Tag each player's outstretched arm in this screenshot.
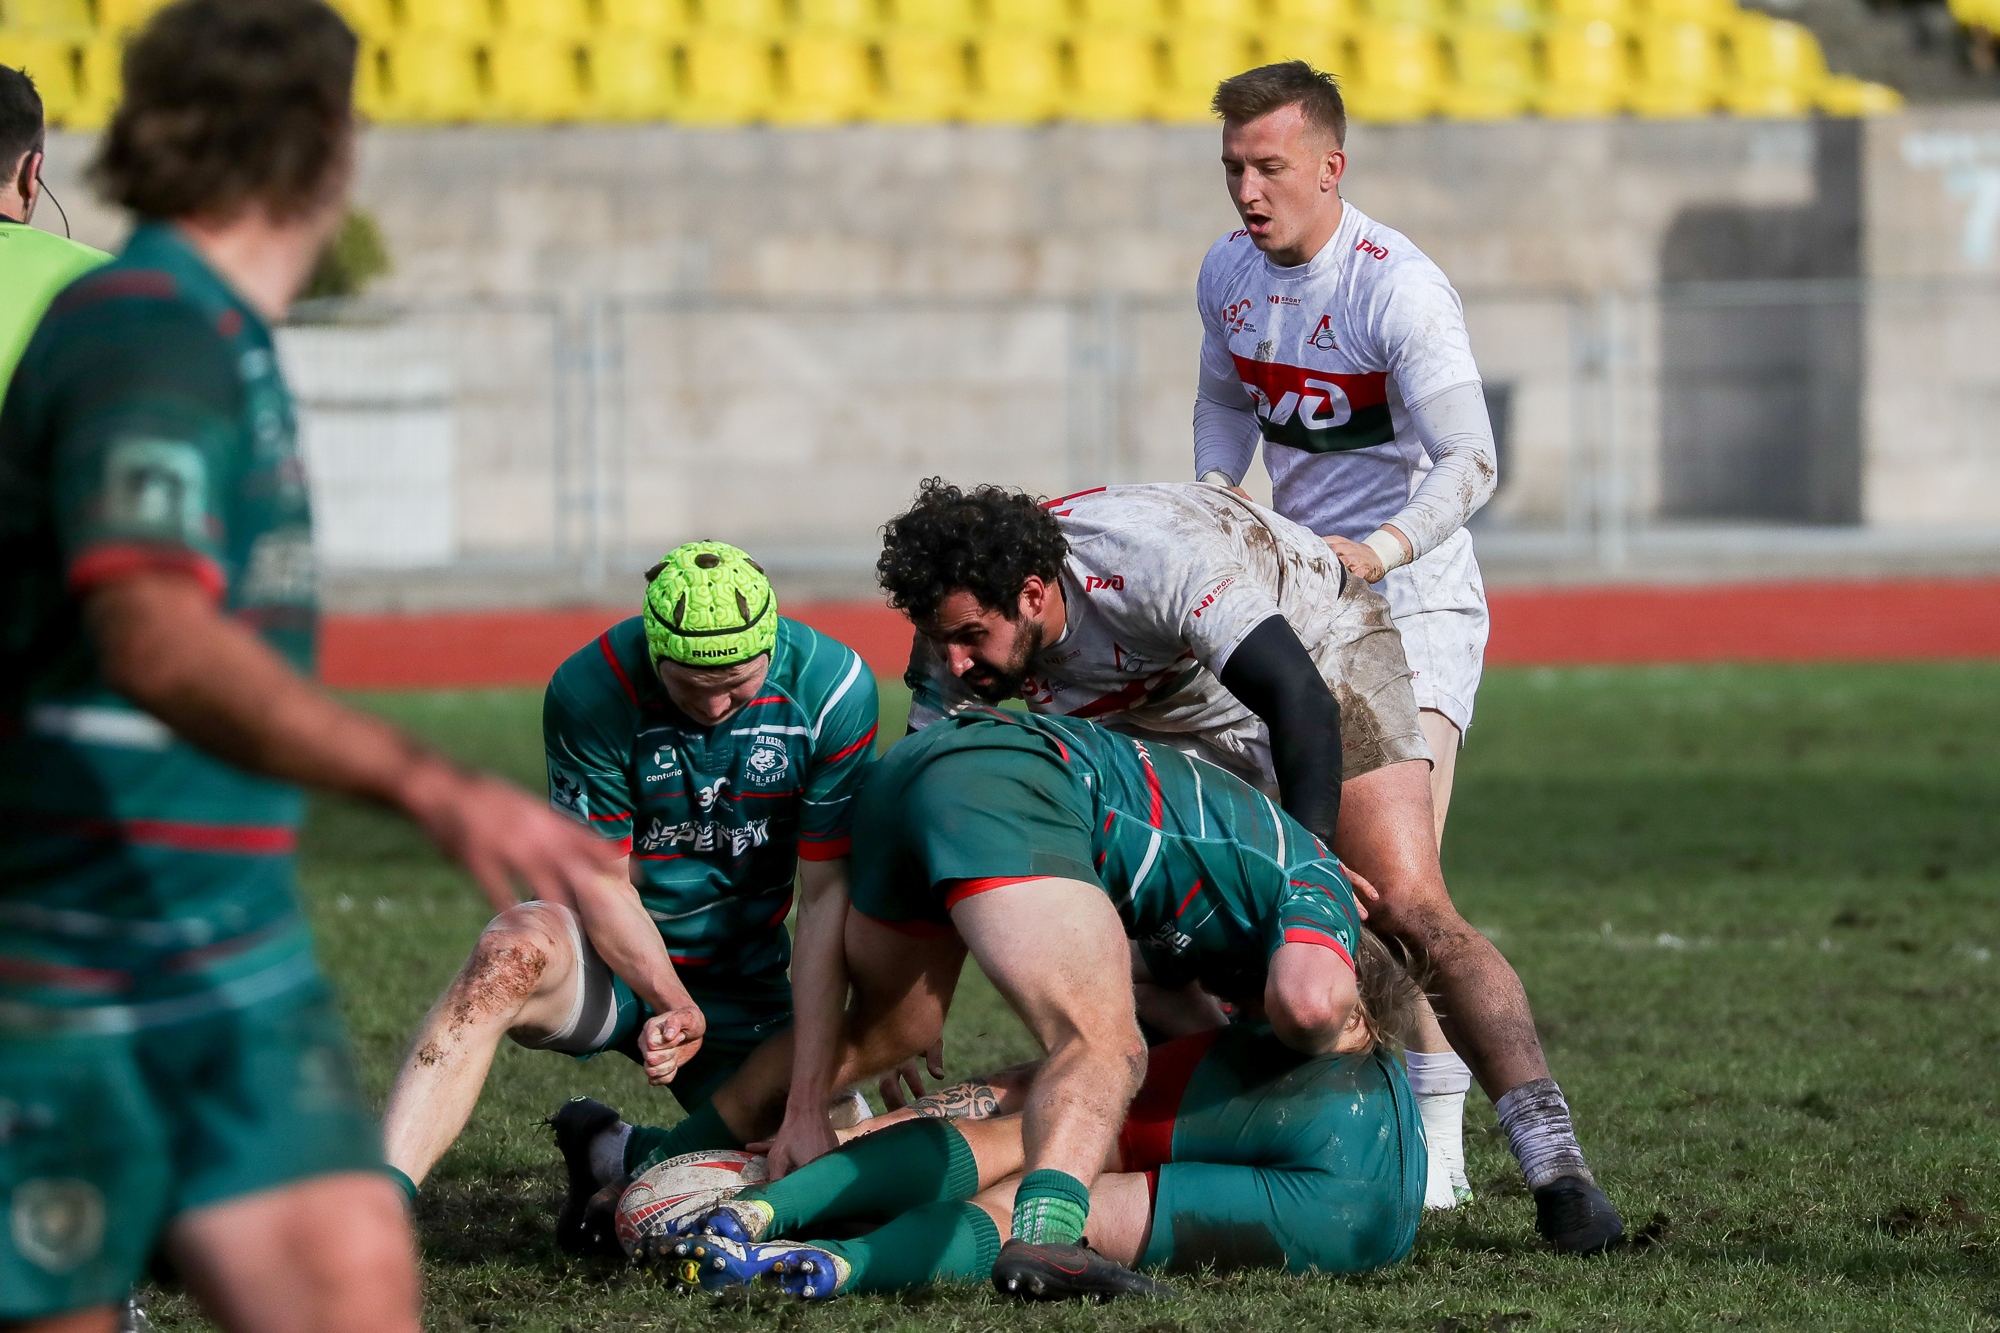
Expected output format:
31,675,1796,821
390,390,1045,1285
768,858,855,1175
1218,614,1345,847
86,569,616,911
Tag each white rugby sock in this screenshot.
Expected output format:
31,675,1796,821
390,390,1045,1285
588,1122,633,1187
1406,1049,1473,1208
1493,1078,1594,1190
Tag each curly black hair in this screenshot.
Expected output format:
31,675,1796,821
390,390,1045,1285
877,479,1070,622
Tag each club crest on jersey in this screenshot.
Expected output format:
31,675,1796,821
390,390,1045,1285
549,765,588,818
745,736,790,786
1307,316,1340,350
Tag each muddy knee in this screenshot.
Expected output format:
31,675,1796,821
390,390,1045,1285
448,911,563,1023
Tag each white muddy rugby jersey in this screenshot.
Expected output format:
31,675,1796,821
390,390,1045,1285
1195,201,1483,541
908,483,1348,740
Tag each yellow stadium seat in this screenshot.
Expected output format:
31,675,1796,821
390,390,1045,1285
1366,0,1447,30
772,31,873,122
0,35,77,121
403,0,497,38
329,0,398,40
353,41,392,120
890,0,977,34
501,0,592,36
487,33,590,118
795,0,880,33
1545,0,1631,25
377,38,487,120
875,31,968,118
1080,0,1165,30
66,34,120,128
1817,72,1901,114
4,0,89,34
964,32,1064,120
1629,18,1719,115
1722,13,1822,114
1641,0,1734,28
1457,0,1541,34
587,36,676,114
986,0,1073,36
1069,27,1162,118
1343,23,1443,120
1535,19,1631,115
676,30,775,120
1270,0,1360,25
696,0,783,34
1179,0,1261,28
91,0,168,33
1157,26,1254,120
1441,25,1534,117
601,0,691,34
1261,25,1350,70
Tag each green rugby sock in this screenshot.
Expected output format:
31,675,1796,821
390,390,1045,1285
1011,1168,1091,1245
623,1101,741,1177
744,1119,980,1235
818,1201,1001,1294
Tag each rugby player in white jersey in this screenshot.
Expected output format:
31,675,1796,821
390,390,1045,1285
886,481,1623,1255
1191,61,1500,1208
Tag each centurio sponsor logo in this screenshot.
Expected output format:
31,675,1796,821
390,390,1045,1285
1230,355,1394,454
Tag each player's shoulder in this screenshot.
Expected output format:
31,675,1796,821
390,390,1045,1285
1197,228,1263,291
546,615,648,725
1341,205,1455,294
770,616,872,707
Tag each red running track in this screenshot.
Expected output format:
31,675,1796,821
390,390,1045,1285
321,578,2000,690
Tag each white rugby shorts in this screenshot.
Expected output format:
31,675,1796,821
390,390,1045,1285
1378,527,1488,737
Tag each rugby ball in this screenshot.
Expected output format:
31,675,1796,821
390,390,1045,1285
614,1149,769,1256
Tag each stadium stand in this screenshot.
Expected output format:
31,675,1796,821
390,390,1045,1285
0,0,1908,127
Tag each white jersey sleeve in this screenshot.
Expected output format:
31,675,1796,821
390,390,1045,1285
1390,380,1498,558
1193,235,1263,484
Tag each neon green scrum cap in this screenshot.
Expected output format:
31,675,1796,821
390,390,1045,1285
643,541,778,669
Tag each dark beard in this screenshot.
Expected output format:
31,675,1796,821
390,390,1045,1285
959,619,1044,703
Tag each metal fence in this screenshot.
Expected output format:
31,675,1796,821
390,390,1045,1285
280,276,2000,594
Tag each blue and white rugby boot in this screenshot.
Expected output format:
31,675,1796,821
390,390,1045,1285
696,1197,775,1243
661,1233,849,1298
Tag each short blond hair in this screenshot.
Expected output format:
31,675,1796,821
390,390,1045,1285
1212,60,1347,147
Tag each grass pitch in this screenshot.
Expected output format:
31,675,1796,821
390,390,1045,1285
144,663,2000,1331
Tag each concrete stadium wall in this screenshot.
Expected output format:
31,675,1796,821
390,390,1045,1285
38,106,2000,603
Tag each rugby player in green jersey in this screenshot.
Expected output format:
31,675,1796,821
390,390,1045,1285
0,3,612,1329
657,985,1426,1300
614,704,1399,1299
380,542,887,1254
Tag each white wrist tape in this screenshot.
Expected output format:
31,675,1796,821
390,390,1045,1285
1199,470,1238,487
1364,529,1411,573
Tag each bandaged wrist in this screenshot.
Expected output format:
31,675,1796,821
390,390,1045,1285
1199,470,1238,487
1364,529,1411,574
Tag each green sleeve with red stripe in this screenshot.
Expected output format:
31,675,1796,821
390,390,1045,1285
794,643,879,861
543,667,636,854
48,298,242,601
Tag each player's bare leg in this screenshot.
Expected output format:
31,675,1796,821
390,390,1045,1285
382,901,589,1187
1336,758,1620,1250
166,1173,420,1333
1421,709,1462,845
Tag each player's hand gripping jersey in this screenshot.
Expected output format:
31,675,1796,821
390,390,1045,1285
849,707,1361,1002
907,482,1426,787
1193,201,1494,557
543,615,877,983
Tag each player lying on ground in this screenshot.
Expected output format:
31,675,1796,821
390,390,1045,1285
655,997,1426,1301
377,543,923,1255
562,705,1413,1298
0,3,615,1330
876,479,1618,1245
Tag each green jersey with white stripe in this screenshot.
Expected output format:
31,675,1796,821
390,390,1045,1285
848,707,1360,1001
0,225,320,1031
543,615,878,981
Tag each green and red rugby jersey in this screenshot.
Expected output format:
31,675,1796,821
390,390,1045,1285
0,225,320,1032
543,615,878,982
848,707,1361,1002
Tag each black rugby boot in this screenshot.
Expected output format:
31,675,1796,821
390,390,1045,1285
548,1097,625,1257
991,1238,1176,1302
1534,1174,1625,1255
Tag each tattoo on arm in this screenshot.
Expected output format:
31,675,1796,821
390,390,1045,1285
911,1079,1002,1121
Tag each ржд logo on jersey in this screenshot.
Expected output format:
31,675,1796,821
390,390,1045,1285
1231,355,1394,455
1084,575,1125,593
1355,238,1389,260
